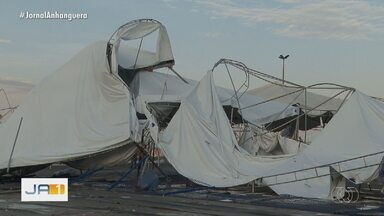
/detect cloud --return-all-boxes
[161,0,178,9]
[0,78,34,92]
[203,31,222,38]
[190,8,199,13]
[195,0,384,40]
[278,0,303,3]
[0,38,11,44]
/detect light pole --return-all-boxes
[279,54,289,84]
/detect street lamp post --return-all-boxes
[279,54,289,84]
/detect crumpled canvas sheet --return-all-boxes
[239,126,306,156]
[132,71,299,125]
[108,20,174,74]
[0,41,140,170]
[156,71,384,198]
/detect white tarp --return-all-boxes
[0,41,140,170]
[269,90,384,197]
[131,71,195,114]
[299,90,384,183]
[132,71,298,125]
[108,19,174,74]
[155,71,384,198]
[157,71,293,187]
[239,126,306,156]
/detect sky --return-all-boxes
[0,0,383,105]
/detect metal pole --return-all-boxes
[7,117,23,173]
[304,89,307,143]
[282,59,285,84]
[169,67,189,84]
[279,55,289,84]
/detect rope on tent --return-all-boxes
[133,37,143,70]
[336,89,354,113]
[108,155,149,191]
[160,70,169,100]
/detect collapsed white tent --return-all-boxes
[0,19,178,174]
[156,71,297,186]
[107,19,174,79]
[0,41,140,173]
[2,17,382,200]
[267,90,384,198]
[239,126,306,156]
[155,70,384,198]
[132,71,299,125]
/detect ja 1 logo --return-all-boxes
[21,178,68,202]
